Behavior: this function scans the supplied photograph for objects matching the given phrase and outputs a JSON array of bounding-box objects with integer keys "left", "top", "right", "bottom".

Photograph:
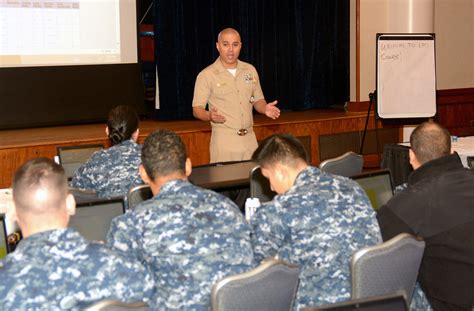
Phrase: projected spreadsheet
[{"left": 0, "top": 0, "right": 121, "bottom": 66}]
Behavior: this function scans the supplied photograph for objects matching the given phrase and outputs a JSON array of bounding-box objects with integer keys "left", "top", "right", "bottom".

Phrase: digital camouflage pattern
[
  {"left": 70, "top": 139, "right": 142, "bottom": 199},
  {"left": 0, "top": 228, "right": 155, "bottom": 310},
  {"left": 107, "top": 179, "right": 254, "bottom": 310},
  {"left": 251, "top": 166, "right": 382, "bottom": 310}
]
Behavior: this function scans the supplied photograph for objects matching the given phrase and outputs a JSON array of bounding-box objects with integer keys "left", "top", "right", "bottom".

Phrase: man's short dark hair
[
  {"left": 410, "top": 121, "right": 451, "bottom": 165},
  {"left": 252, "top": 134, "right": 309, "bottom": 168},
  {"left": 141, "top": 129, "right": 187, "bottom": 180},
  {"left": 12, "top": 158, "right": 67, "bottom": 213}
]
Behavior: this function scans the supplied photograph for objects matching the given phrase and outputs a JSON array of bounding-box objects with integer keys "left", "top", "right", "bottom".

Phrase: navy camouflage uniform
[
  {"left": 70, "top": 139, "right": 142, "bottom": 199},
  {"left": 251, "top": 166, "right": 382, "bottom": 310},
  {"left": 107, "top": 179, "right": 254, "bottom": 310},
  {"left": 0, "top": 228, "right": 155, "bottom": 310}
]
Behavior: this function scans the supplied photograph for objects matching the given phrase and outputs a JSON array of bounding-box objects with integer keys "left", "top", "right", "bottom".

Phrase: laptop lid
[
  {"left": 352, "top": 169, "right": 394, "bottom": 210},
  {"left": 304, "top": 292, "right": 408, "bottom": 311},
  {"left": 57, "top": 144, "right": 104, "bottom": 180},
  {"left": 0, "top": 214, "right": 9, "bottom": 259},
  {"left": 68, "top": 197, "right": 125, "bottom": 242}
]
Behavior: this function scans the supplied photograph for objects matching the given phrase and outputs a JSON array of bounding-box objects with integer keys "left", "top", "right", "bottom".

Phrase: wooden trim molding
[{"left": 346, "top": 101, "right": 371, "bottom": 113}]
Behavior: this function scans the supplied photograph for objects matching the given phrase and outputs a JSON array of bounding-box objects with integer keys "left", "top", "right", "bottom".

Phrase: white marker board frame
[{"left": 376, "top": 34, "right": 436, "bottom": 119}]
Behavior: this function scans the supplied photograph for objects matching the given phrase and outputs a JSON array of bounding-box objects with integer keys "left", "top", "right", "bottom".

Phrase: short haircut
[
  {"left": 217, "top": 28, "right": 241, "bottom": 42},
  {"left": 107, "top": 105, "right": 139, "bottom": 145},
  {"left": 12, "top": 158, "right": 68, "bottom": 214},
  {"left": 252, "top": 134, "right": 309, "bottom": 168},
  {"left": 410, "top": 121, "right": 451, "bottom": 165},
  {"left": 141, "top": 129, "right": 187, "bottom": 180}
]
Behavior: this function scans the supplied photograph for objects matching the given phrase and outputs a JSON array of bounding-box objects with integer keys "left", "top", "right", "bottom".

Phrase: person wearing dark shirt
[{"left": 377, "top": 121, "right": 474, "bottom": 311}]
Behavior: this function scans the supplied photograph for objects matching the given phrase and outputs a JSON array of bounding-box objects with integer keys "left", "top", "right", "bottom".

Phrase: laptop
[
  {"left": 68, "top": 197, "right": 125, "bottom": 242},
  {"left": 57, "top": 144, "right": 104, "bottom": 180},
  {"left": 304, "top": 292, "right": 408, "bottom": 311},
  {"left": 0, "top": 214, "right": 10, "bottom": 259},
  {"left": 351, "top": 169, "right": 394, "bottom": 210}
]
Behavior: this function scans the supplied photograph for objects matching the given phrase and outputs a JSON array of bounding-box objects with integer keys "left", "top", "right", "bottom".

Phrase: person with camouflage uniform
[
  {"left": 70, "top": 105, "right": 142, "bottom": 199},
  {"left": 0, "top": 158, "right": 155, "bottom": 310},
  {"left": 250, "top": 134, "right": 382, "bottom": 310},
  {"left": 106, "top": 129, "right": 254, "bottom": 310}
]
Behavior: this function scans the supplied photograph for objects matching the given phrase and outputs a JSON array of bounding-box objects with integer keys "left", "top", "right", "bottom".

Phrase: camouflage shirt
[
  {"left": 251, "top": 166, "right": 382, "bottom": 310},
  {"left": 107, "top": 179, "right": 254, "bottom": 310},
  {"left": 0, "top": 228, "right": 155, "bottom": 310},
  {"left": 70, "top": 139, "right": 142, "bottom": 198}
]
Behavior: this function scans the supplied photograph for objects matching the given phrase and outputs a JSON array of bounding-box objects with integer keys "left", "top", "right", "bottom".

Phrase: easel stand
[{"left": 359, "top": 91, "right": 381, "bottom": 162}]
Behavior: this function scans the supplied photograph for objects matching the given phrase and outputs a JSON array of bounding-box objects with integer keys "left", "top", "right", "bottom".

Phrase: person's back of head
[
  {"left": 252, "top": 134, "right": 309, "bottom": 194},
  {"left": 107, "top": 105, "right": 139, "bottom": 145},
  {"left": 252, "top": 133, "right": 309, "bottom": 169},
  {"left": 12, "top": 157, "right": 74, "bottom": 237},
  {"left": 410, "top": 121, "right": 451, "bottom": 167},
  {"left": 140, "top": 129, "right": 190, "bottom": 190}
]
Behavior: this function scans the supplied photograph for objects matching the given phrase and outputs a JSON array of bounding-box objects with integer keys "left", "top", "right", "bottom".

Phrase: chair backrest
[
  {"left": 57, "top": 144, "right": 104, "bottom": 180},
  {"left": 351, "top": 233, "right": 425, "bottom": 304},
  {"left": 319, "top": 151, "right": 363, "bottom": 177},
  {"left": 127, "top": 184, "right": 153, "bottom": 210},
  {"left": 85, "top": 300, "right": 149, "bottom": 311},
  {"left": 249, "top": 166, "right": 277, "bottom": 203},
  {"left": 211, "top": 257, "right": 300, "bottom": 311}
]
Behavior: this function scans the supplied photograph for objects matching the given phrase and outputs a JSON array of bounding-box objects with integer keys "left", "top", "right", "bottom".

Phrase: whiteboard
[{"left": 376, "top": 34, "right": 436, "bottom": 119}]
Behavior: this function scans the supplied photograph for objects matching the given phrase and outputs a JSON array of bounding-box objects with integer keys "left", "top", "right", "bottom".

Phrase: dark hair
[
  {"left": 410, "top": 121, "right": 451, "bottom": 165},
  {"left": 141, "top": 129, "right": 187, "bottom": 180},
  {"left": 12, "top": 157, "right": 67, "bottom": 213},
  {"left": 252, "top": 133, "right": 309, "bottom": 168},
  {"left": 107, "top": 105, "right": 139, "bottom": 145}
]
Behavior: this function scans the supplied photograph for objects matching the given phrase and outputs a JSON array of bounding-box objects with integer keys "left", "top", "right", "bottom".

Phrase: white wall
[
  {"left": 351, "top": 0, "right": 474, "bottom": 101},
  {"left": 434, "top": 0, "right": 474, "bottom": 90}
]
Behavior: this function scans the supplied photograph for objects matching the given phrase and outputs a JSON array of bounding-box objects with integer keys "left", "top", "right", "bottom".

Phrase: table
[{"left": 189, "top": 161, "right": 258, "bottom": 190}]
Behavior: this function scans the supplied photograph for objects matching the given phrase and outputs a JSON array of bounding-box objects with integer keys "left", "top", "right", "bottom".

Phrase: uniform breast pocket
[{"left": 213, "top": 84, "right": 233, "bottom": 98}]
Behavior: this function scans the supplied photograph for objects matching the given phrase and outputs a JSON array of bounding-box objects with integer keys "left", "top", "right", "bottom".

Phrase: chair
[
  {"left": 249, "top": 166, "right": 276, "bottom": 203},
  {"left": 319, "top": 151, "right": 363, "bottom": 177},
  {"left": 211, "top": 257, "right": 300, "bottom": 311},
  {"left": 127, "top": 184, "right": 153, "bottom": 210},
  {"left": 351, "top": 233, "right": 425, "bottom": 305},
  {"left": 85, "top": 300, "right": 149, "bottom": 311}
]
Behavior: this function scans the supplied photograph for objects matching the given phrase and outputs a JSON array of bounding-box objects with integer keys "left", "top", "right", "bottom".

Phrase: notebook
[
  {"left": 352, "top": 169, "right": 394, "bottom": 210},
  {"left": 57, "top": 144, "right": 104, "bottom": 180},
  {"left": 304, "top": 292, "right": 408, "bottom": 311},
  {"left": 0, "top": 214, "right": 9, "bottom": 259},
  {"left": 68, "top": 197, "right": 125, "bottom": 242}
]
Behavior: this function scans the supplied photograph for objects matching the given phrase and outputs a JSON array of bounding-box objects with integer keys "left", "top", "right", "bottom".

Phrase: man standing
[
  {"left": 251, "top": 134, "right": 381, "bottom": 309},
  {"left": 107, "top": 129, "right": 254, "bottom": 309},
  {"left": 377, "top": 122, "right": 474, "bottom": 311},
  {"left": 193, "top": 28, "right": 280, "bottom": 163},
  {"left": 0, "top": 158, "right": 154, "bottom": 310}
]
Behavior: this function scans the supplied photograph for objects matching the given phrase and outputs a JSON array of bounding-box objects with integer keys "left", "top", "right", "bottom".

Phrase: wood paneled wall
[
  {"left": 0, "top": 110, "right": 399, "bottom": 188},
  {"left": 437, "top": 88, "right": 474, "bottom": 136}
]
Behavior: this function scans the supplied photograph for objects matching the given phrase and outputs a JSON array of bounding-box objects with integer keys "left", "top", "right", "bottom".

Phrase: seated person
[
  {"left": 377, "top": 121, "right": 474, "bottom": 311},
  {"left": 0, "top": 158, "right": 155, "bottom": 310},
  {"left": 106, "top": 129, "right": 254, "bottom": 309},
  {"left": 251, "top": 134, "right": 382, "bottom": 309},
  {"left": 70, "top": 105, "right": 142, "bottom": 199}
]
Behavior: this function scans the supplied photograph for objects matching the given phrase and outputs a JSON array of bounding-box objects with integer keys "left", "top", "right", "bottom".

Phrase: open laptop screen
[
  {"left": 352, "top": 170, "right": 394, "bottom": 210},
  {"left": 57, "top": 144, "right": 104, "bottom": 180},
  {"left": 69, "top": 197, "right": 125, "bottom": 242},
  {"left": 304, "top": 292, "right": 408, "bottom": 311},
  {"left": 0, "top": 214, "right": 9, "bottom": 259}
]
